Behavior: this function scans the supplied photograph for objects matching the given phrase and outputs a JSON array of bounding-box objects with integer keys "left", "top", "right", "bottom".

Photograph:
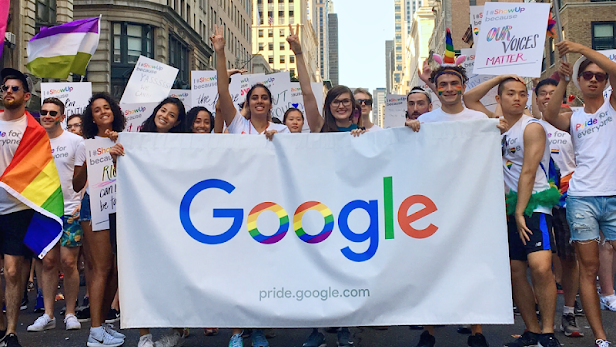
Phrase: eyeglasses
[
  {"left": 40, "top": 110, "right": 58, "bottom": 116},
  {"left": 581, "top": 71, "right": 608, "bottom": 82},
  {"left": 1, "top": 85, "right": 21, "bottom": 93},
  {"left": 331, "top": 98, "right": 352, "bottom": 107},
  {"left": 356, "top": 99, "right": 373, "bottom": 106},
  {"left": 67, "top": 123, "right": 82, "bottom": 129}
]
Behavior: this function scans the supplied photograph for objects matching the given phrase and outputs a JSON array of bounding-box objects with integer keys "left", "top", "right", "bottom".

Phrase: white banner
[
  {"left": 473, "top": 2, "right": 550, "bottom": 77},
  {"left": 41, "top": 82, "right": 92, "bottom": 129},
  {"left": 120, "top": 102, "right": 159, "bottom": 132},
  {"left": 470, "top": 6, "right": 484, "bottom": 44},
  {"left": 116, "top": 120, "right": 513, "bottom": 328},
  {"left": 169, "top": 89, "right": 191, "bottom": 110},
  {"left": 249, "top": 72, "right": 292, "bottom": 121},
  {"left": 461, "top": 48, "right": 498, "bottom": 112},
  {"left": 85, "top": 138, "right": 116, "bottom": 231},
  {"left": 384, "top": 94, "right": 407, "bottom": 128},
  {"left": 289, "top": 82, "right": 324, "bottom": 132},
  {"left": 120, "top": 56, "right": 178, "bottom": 104}
]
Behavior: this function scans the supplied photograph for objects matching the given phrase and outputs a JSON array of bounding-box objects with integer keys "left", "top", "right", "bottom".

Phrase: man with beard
[{"left": 406, "top": 87, "right": 432, "bottom": 120}]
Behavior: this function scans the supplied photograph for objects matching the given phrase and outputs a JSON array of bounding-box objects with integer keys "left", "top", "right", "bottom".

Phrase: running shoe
[
  {"left": 537, "top": 333, "right": 560, "bottom": 347},
  {"left": 504, "top": 331, "right": 539, "bottom": 347},
  {"left": 415, "top": 330, "right": 435, "bottom": 347},
  {"left": 0, "top": 333, "right": 22, "bottom": 347},
  {"left": 337, "top": 328, "right": 353, "bottom": 347},
  {"left": 574, "top": 300, "right": 584, "bottom": 316},
  {"left": 105, "top": 308, "right": 120, "bottom": 323},
  {"left": 600, "top": 294, "right": 616, "bottom": 311},
  {"left": 596, "top": 339, "right": 613, "bottom": 347},
  {"left": 64, "top": 313, "right": 81, "bottom": 330},
  {"left": 20, "top": 296, "right": 28, "bottom": 311},
  {"left": 560, "top": 313, "right": 583, "bottom": 337},
  {"left": 229, "top": 333, "right": 243, "bottom": 347},
  {"left": 154, "top": 330, "right": 183, "bottom": 347},
  {"left": 468, "top": 333, "right": 489, "bottom": 347},
  {"left": 302, "top": 329, "right": 326, "bottom": 347},
  {"left": 87, "top": 328, "right": 124, "bottom": 347},
  {"left": 139, "top": 334, "right": 154, "bottom": 347},
  {"left": 251, "top": 329, "right": 269, "bottom": 347},
  {"left": 26, "top": 314, "right": 56, "bottom": 332},
  {"left": 103, "top": 323, "right": 125, "bottom": 340}
]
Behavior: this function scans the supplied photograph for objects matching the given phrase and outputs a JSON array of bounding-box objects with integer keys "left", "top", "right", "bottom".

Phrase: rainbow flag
[
  {"left": 0, "top": 112, "right": 63, "bottom": 258},
  {"left": 444, "top": 28, "right": 456, "bottom": 64}
]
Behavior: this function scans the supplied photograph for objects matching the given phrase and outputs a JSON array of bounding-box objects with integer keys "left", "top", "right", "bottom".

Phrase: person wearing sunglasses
[
  {"left": 354, "top": 88, "right": 381, "bottom": 132},
  {"left": 27, "top": 97, "right": 85, "bottom": 334},
  {"left": 542, "top": 40, "right": 616, "bottom": 347}
]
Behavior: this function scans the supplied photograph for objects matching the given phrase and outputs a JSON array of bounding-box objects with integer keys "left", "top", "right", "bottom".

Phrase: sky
[{"left": 333, "top": 0, "right": 394, "bottom": 92}]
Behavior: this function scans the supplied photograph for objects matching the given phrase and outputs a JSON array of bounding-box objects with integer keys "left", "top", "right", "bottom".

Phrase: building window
[
  {"left": 269, "top": 55, "right": 274, "bottom": 64},
  {"left": 280, "top": 29, "right": 285, "bottom": 37},
  {"left": 259, "top": 42, "right": 264, "bottom": 51},
  {"left": 110, "top": 22, "right": 154, "bottom": 99},
  {"left": 290, "top": 55, "right": 295, "bottom": 63},
  {"left": 469, "top": 0, "right": 476, "bottom": 5},
  {"left": 290, "top": 68, "right": 295, "bottom": 76},
  {"left": 169, "top": 34, "right": 190, "bottom": 89},
  {"left": 280, "top": 55, "right": 285, "bottom": 63},
  {"left": 279, "top": 42, "right": 285, "bottom": 50},
  {"left": 549, "top": 37, "right": 555, "bottom": 65},
  {"left": 268, "top": 42, "right": 274, "bottom": 50},
  {"left": 268, "top": 29, "right": 273, "bottom": 37},
  {"left": 592, "top": 22, "right": 616, "bottom": 50},
  {"left": 36, "top": 0, "right": 57, "bottom": 26},
  {"left": 259, "top": 29, "right": 263, "bottom": 37}
]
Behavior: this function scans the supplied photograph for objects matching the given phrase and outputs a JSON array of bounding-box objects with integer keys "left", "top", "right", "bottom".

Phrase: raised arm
[
  {"left": 543, "top": 60, "right": 572, "bottom": 132},
  {"left": 464, "top": 74, "right": 523, "bottom": 118},
  {"left": 287, "top": 24, "right": 322, "bottom": 132},
  {"left": 418, "top": 59, "right": 436, "bottom": 94},
  {"left": 210, "top": 25, "right": 236, "bottom": 127},
  {"left": 530, "top": 79, "right": 541, "bottom": 119}
]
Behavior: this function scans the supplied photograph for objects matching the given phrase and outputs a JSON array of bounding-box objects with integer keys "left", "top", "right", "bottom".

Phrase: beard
[{"left": 3, "top": 97, "right": 24, "bottom": 110}]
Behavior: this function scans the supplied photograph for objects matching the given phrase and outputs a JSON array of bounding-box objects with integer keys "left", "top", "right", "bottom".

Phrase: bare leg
[
  {"left": 575, "top": 241, "right": 607, "bottom": 340},
  {"left": 4, "top": 255, "right": 26, "bottom": 334},
  {"left": 598, "top": 242, "right": 615, "bottom": 296},
  {"left": 60, "top": 246, "right": 81, "bottom": 316},
  {"left": 510, "top": 260, "right": 541, "bottom": 334},
  {"left": 40, "top": 245, "right": 60, "bottom": 319},
  {"left": 560, "top": 257, "right": 580, "bottom": 308},
  {"left": 527, "top": 251, "right": 557, "bottom": 334},
  {"left": 552, "top": 253, "right": 563, "bottom": 285},
  {"left": 82, "top": 222, "right": 113, "bottom": 328}
]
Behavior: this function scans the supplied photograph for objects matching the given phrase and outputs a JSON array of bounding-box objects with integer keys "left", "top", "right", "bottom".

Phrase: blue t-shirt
[{"left": 337, "top": 124, "right": 358, "bottom": 132}]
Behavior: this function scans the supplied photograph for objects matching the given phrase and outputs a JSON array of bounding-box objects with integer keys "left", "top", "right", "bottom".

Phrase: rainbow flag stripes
[
  {"left": 551, "top": 148, "right": 560, "bottom": 154},
  {"left": 293, "top": 201, "right": 334, "bottom": 244},
  {"left": 248, "top": 202, "right": 289, "bottom": 244},
  {"left": 444, "top": 28, "right": 456, "bottom": 64},
  {"left": 0, "top": 112, "right": 63, "bottom": 258}
]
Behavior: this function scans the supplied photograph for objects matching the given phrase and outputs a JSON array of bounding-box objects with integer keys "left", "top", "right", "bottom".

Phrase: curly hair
[
  {"left": 186, "top": 106, "right": 214, "bottom": 133},
  {"left": 140, "top": 97, "right": 187, "bottom": 133},
  {"left": 430, "top": 65, "right": 468, "bottom": 84},
  {"left": 82, "top": 92, "right": 126, "bottom": 139}
]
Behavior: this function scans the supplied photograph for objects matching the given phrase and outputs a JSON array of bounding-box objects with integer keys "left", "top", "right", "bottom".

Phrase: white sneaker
[
  {"left": 27, "top": 314, "right": 56, "bottom": 332},
  {"left": 139, "top": 334, "right": 155, "bottom": 347},
  {"left": 600, "top": 294, "right": 616, "bottom": 311},
  {"left": 103, "top": 323, "right": 126, "bottom": 339},
  {"left": 64, "top": 313, "right": 81, "bottom": 330},
  {"left": 87, "top": 328, "right": 124, "bottom": 347},
  {"left": 596, "top": 339, "right": 613, "bottom": 347},
  {"left": 154, "top": 330, "right": 184, "bottom": 347}
]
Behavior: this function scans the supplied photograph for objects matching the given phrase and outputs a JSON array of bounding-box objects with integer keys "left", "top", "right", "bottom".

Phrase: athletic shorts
[
  {"left": 79, "top": 192, "right": 91, "bottom": 222},
  {"left": 0, "top": 209, "right": 35, "bottom": 257},
  {"left": 552, "top": 207, "right": 575, "bottom": 260},
  {"left": 566, "top": 195, "right": 616, "bottom": 242},
  {"left": 507, "top": 213, "right": 555, "bottom": 261},
  {"left": 61, "top": 215, "right": 83, "bottom": 247}
]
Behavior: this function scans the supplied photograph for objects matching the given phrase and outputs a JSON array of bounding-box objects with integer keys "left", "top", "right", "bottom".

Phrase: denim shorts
[
  {"left": 79, "top": 192, "right": 91, "bottom": 222},
  {"left": 566, "top": 195, "right": 616, "bottom": 242}
]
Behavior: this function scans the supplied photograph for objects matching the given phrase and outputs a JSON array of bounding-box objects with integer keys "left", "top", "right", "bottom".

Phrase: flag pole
[{"left": 552, "top": 0, "right": 570, "bottom": 81}]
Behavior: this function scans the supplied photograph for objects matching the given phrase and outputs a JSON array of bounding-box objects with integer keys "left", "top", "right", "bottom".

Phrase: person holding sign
[
  {"left": 27, "top": 98, "right": 85, "bottom": 333},
  {"left": 73, "top": 92, "right": 126, "bottom": 347},
  {"left": 542, "top": 40, "right": 616, "bottom": 347},
  {"left": 465, "top": 74, "right": 562, "bottom": 347}
]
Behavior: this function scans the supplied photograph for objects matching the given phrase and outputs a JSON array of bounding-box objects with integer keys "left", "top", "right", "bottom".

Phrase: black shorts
[
  {"left": 0, "top": 209, "right": 35, "bottom": 258},
  {"left": 552, "top": 206, "right": 576, "bottom": 261},
  {"left": 507, "top": 212, "right": 555, "bottom": 261}
]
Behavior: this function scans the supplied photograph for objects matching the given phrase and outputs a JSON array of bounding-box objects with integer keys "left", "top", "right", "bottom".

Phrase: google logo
[{"left": 179, "top": 177, "right": 438, "bottom": 262}]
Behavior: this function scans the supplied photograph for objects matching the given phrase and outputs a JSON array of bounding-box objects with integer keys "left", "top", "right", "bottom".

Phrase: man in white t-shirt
[
  {"left": 353, "top": 88, "right": 382, "bottom": 132},
  {"left": 27, "top": 98, "right": 86, "bottom": 333},
  {"left": 543, "top": 40, "right": 616, "bottom": 347},
  {"left": 0, "top": 68, "right": 36, "bottom": 347},
  {"left": 466, "top": 74, "right": 562, "bottom": 347}
]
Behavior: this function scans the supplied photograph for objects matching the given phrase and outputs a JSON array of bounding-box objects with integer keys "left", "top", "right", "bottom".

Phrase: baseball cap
[{"left": 1, "top": 68, "right": 33, "bottom": 93}]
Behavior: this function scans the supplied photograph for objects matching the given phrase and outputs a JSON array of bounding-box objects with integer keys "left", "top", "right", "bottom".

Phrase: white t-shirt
[
  {"left": 502, "top": 115, "right": 552, "bottom": 214},
  {"left": 417, "top": 107, "right": 487, "bottom": 123},
  {"left": 568, "top": 98, "right": 616, "bottom": 196},
  {"left": 366, "top": 124, "right": 383, "bottom": 132},
  {"left": 0, "top": 114, "right": 29, "bottom": 214},
  {"left": 50, "top": 131, "right": 86, "bottom": 215},
  {"left": 539, "top": 119, "right": 576, "bottom": 178},
  {"left": 227, "top": 111, "right": 290, "bottom": 134}
]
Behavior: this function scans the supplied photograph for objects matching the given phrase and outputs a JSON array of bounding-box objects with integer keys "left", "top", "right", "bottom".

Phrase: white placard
[
  {"left": 289, "top": 82, "right": 324, "bottom": 132},
  {"left": 85, "top": 138, "right": 116, "bottom": 231},
  {"left": 473, "top": 2, "right": 550, "bottom": 77},
  {"left": 384, "top": 94, "right": 407, "bottom": 128},
  {"left": 191, "top": 71, "right": 219, "bottom": 112},
  {"left": 41, "top": 82, "right": 92, "bottom": 129},
  {"left": 120, "top": 102, "right": 159, "bottom": 133},
  {"left": 599, "top": 50, "right": 616, "bottom": 99},
  {"left": 116, "top": 120, "right": 513, "bottom": 328},
  {"left": 461, "top": 48, "right": 498, "bottom": 112},
  {"left": 249, "top": 72, "right": 292, "bottom": 121},
  {"left": 169, "top": 90, "right": 192, "bottom": 110},
  {"left": 470, "top": 6, "right": 484, "bottom": 44},
  {"left": 120, "top": 56, "right": 178, "bottom": 104}
]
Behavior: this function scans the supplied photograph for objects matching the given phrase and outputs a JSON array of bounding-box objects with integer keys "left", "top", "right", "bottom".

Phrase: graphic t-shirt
[
  {"left": 539, "top": 119, "right": 576, "bottom": 207},
  {"left": 417, "top": 107, "right": 487, "bottom": 123},
  {"left": 568, "top": 98, "right": 616, "bottom": 196},
  {"left": 0, "top": 114, "right": 29, "bottom": 214},
  {"left": 502, "top": 115, "right": 552, "bottom": 214},
  {"left": 50, "top": 131, "right": 86, "bottom": 215},
  {"left": 227, "top": 111, "right": 290, "bottom": 134}
]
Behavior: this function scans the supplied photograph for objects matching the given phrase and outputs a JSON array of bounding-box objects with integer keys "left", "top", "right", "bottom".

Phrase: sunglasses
[
  {"left": 356, "top": 99, "right": 373, "bottom": 106},
  {"left": 580, "top": 71, "right": 608, "bottom": 82},
  {"left": 1, "top": 85, "right": 21, "bottom": 93},
  {"left": 40, "top": 110, "right": 59, "bottom": 116}
]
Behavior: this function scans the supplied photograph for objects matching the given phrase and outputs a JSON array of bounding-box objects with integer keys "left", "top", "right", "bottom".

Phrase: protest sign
[
  {"left": 289, "top": 82, "right": 324, "bottom": 132},
  {"left": 384, "top": 94, "right": 407, "bottom": 128},
  {"left": 41, "top": 82, "right": 92, "bottom": 129},
  {"left": 461, "top": 48, "right": 498, "bottom": 112},
  {"left": 249, "top": 72, "right": 292, "bottom": 121},
  {"left": 85, "top": 138, "right": 116, "bottom": 231},
  {"left": 120, "top": 56, "right": 178, "bottom": 104},
  {"left": 116, "top": 120, "right": 512, "bottom": 328},
  {"left": 120, "top": 102, "right": 159, "bottom": 132},
  {"left": 599, "top": 49, "right": 616, "bottom": 99},
  {"left": 473, "top": 2, "right": 550, "bottom": 77},
  {"left": 191, "top": 71, "right": 242, "bottom": 117},
  {"left": 470, "top": 6, "right": 484, "bottom": 44},
  {"left": 169, "top": 90, "right": 191, "bottom": 110}
]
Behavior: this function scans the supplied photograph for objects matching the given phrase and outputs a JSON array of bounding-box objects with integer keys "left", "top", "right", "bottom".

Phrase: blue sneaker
[
  {"left": 229, "top": 332, "right": 243, "bottom": 347},
  {"left": 303, "top": 329, "right": 326, "bottom": 347},
  {"left": 251, "top": 329, "right": 269, "bottom": 347},
  {"left": 33, "top": 288, "right": 44, "bottom": 313},
  {"left": 337, "top": 328, "right": 353, "bottom": 347}
]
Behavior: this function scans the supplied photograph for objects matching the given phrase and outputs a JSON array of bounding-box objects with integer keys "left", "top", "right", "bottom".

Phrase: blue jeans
[
  {"left": 79, "top": 192, "right": 91, "bottom": 222},
  {"left": 566, "top": 195, "right": 616, "bottom": 242}
]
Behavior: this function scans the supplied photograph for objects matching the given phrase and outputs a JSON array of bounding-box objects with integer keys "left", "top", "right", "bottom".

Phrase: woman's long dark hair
[
  {"left": 322, "top": 85, "right": 360, "bottom": 132},
  {"left": 245, "top": 83, "right": 272, "bottom": 120},
  {"left": 82, "top": 92, "right": 126, "bottom": 139},
  {"left": 186, "top": 106, "right": 214, "bottom": 133},
  {"left": 140, "top": 97, "right": 187, "bottom": 133}
]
